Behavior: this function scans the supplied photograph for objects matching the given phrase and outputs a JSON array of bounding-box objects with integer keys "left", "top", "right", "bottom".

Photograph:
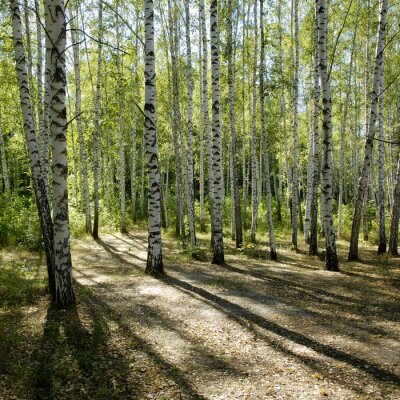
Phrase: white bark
[
  {"left": 144, "top": 0, "right": 163, "bottom": 274},
  {"left": 116, "top": 5, "right": 127, "bottom": 234},
  {"left": 185, "top": 0, "right": 197, "bottom": 247},
  {"left": 291, "top": 0, "right": 299, "bottom": 249},
  {"left": 349, "top": 0, "right": 388, "bottom": 260},
  {"left": 210, "top": 0, "right": 224, "bottom": 264},
  {"left": 93, "top": 0, "right": 103, "bottom": 238},
  {"left": 317, "top": 0, "right": 339, "bottom": 270},
  {"left": 46, "top": 0, "right": 75, "bottom": 305},
  {"left": 71, "top": 10, "right": 92, "bottom": 234}
]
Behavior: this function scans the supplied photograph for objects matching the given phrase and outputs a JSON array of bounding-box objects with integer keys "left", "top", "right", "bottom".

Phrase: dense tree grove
[{"left": 1, "top": 0, "right": 400, "bottom": 307}]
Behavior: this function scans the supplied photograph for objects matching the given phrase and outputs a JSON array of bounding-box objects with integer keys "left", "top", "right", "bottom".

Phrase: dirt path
[{"left": 68, "top": 230, "right": 400, "bottom": 399}]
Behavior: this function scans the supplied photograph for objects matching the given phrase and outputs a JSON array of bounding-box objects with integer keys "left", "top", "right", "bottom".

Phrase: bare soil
[{"left": 1, "top": 230, "right": 400, "bottom": 399}]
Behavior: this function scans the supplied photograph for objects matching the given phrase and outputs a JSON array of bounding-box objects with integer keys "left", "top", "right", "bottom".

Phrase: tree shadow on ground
[
  {"left": 158, "top": 273, "right": 400, "bottom": 388},
  {"left": 34, "top": 298, "right": 137, "bottom": 400}
]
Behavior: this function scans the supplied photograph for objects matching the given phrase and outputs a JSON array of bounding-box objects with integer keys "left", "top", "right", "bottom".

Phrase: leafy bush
[{"left": 0, "top": 193, "right": 42, "bottom": 250}]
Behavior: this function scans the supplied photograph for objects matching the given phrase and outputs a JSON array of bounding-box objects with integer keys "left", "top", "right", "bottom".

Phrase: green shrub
[{"left": 0, "top": 193, "right": 42, "bottom": 250}]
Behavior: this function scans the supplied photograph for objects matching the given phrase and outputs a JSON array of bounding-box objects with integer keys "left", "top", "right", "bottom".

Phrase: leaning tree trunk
[
  {"left": 317, "top": 0, "right": 339, "bottom": 271},
  {"left": 260, "top": 0, "right": 277, "bottom": 260},
  {"left": 377, "top": 54, "right": 386, "bottom": 254},
  {"left": 0, "top": 116, "right": 10, "bottom": 192},
  {"left": 92, "top": 0, "right": 103, "bottom": 239},
  {"left": 71, "top": 11, "right": 92, "bottom": 234},
  {"left": 144, "top": 0, "right": 164, "bottom": 274},
  {"left": 250, "top": 0, "right": 259, "bottom": 243},
  {"left": 227, "top": 0, "right": 243, "bottom": 249},
  {"left": 184, "top": 0, "right": 197, "bottom": 247},
  {"left": 309, "top": 8, "right": 320, "bottom": 256},
  {"left": 11, "top": 0, "right": 56, "bottom": 299},
  {"left": 210, "top": 0, "right": 224, "bottom": 264},
  {"left": 348, "top": 0, "right": 388, "bottom": 261},
  {"left": 291, "top": 0, "right": 299, "bottom": 250},
  {"left": 389, "top": 154, "right": 400, "bottom": 256},
  {"left": 47, "top": 0, "right": 75, "bottom": 307}
]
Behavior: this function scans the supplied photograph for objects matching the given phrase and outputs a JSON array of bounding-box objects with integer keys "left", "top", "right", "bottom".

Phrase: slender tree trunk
[
  {"left": 200, "top": 0, "right": 214, "bottom": 240},
  {"left": 11, "top": 0, "right": 56, "bottom": 299},
  {"left": 184, "top": 0, "right": 197, "bottom": 247},
  {"left": 304, "top": 126, "right": 313, "bottom": 243},
  {"left": 348, "top": 0, "right": 388, "bottom": 261},
  {"left": 71, "top": 10, "right": 92, "bottom": 234},
  {"left": 92, "top": 0, "right": 103, "bottom": 239},
  {"left": 46, "top": 0, "right": 75, "bottom": 306},
  {"left": 377, "top": 55, "right": 386, "bottom": 254},
  {"left": 338, "top": 4, "right": 359, "bottom": 239},
  {"left": 210, "top": 0, "right": 224, "bottom": 264},
  {"left": 260, "top": 0, "right": 277, "bottom": 259},
  {"left": 389, "top": 154, "right": 400, "bottom": 256},
  {"left": 227, "top": 0, "right": 243, "bottom": 249},
  {"left": 309, "top": 9, "right": 320, "bottom": 256},
  {"left": 291, "top": 0, "right": 299, "bottom": 249},
  {"left": 144, "top": 0, "right": 163, "bottom": 274},
  {"left": 116, "top": 5, "right": 127, "bottom": 234},
  {"left": 317, "top": 0, "right": 339, "bottom": 271},
  {"left": 199, "top": 15, "right": 205, "bottom": 232},
  {"left": 250, "top": 0, "right": 259, "bottom": 243},
  {"left": 167, "top": 0, "right": 185, "bottom": 242},
  {"left": 0, "top": 117, "right": 10, "bottom": 192}
]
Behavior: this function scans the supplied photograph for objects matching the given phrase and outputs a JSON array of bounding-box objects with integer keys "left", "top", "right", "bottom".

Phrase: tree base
[
  {"left": 145, "top": 254, "right": 164, "bottom": 275},
  {"left": 326, "top": 248, "right": 339, "bottom": 271},
  {"left": 377, "top": 242, "right": 387, "bottom": 254},
  {"left": 212, "top": 249, "right": 225, "bottom": 265},
  {"left": 348, "top": 252, "right": 359, "bottom": 262},
  {"left": 270, "top": 249, "right": 277, "bottom": 261}
]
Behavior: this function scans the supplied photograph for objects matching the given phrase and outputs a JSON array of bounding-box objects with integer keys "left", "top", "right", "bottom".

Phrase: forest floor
[{"left": 1, "top": 230, "right": 400, "bottom": 399}]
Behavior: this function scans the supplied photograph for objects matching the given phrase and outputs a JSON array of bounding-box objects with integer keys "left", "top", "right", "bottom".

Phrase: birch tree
[
  {"left": 210, "top": 0, "right": 224, "bottom": 264},
  {"left": 47, "top": 0, "right": 75, "bottom": 306},
  {"left": 260, "top": 0, "right": 277, "bottom": 260},
  {"left": 227, "top": 0, "right": 243, "bottom": 249},
  {"left": 0, "top": 116, "right": 10, "bottom": 192},
  {"left": 71, "top": 9, "right": 92, "bottom": 234},
  {"left": 144, "top": 0, "right": 164, "bottom": 274},
  {"left": 291, "top": 0, "right": 299, "bottom": 250},
  {"left": 316, "top": 0, "right": 339, "bottom": 271},
  {"left": 250, "top": 0, "right": 259, "bottom": 243},
  {"left": 93, "top": 0, "right": 103, "bottom": 239},
  {"left": 348, "top": 0, "right": 388, "bottom": 261}
]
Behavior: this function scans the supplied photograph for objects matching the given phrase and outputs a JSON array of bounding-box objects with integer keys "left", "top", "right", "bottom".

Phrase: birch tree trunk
[
  {"left": 199, "top": 15, "right": 205, "bottom": 232},
  {"left": 184, "top": 0, "right": 197, "bottom": 247},
  {"left": 11, "top": 0, "right": 56, "bottom": 299},
  {"left": 250, "top": 0, "right": 259, "bottom": 243},
  {"left": 210, "top": 0, "right": 224, "bottom": 264},
  {"left": 71, "top": 10, "right": 92, "bottom": 234},
  {"left": 317, "top": 0, "right": 339, "bottom": 271},
  {"left": 47, "top": 0, "right": 75, "bottom": 306},
  {"left": 377, "top": 55, "right": 386, "bottom": 254},
  {"left": 260, "top": 0, "right": 277, "bottom": 260},
  {"left": 200, "top": 0, "right": 215, "bottom": 239},
  {"left": 144, "top": 0, "right": 163, "bottom": 274},
  {"left": 227, "top": 0, "right": 243, "bottom": 249},
  {"left": 389, "top": 155, "right": 400, "bottom": 256},
  {"left": 291, "top": 0, "right": 299, "bottom": 249},
  {"left": 0, "top": 116, "right": 10, "bottom": 192},
  {"left": 309, "top": 9, "right": 320, "bottom": 256},
  {"left": 348, "top": 0, "right": 388, "bottom": 261},
  {"left": 116, "top": 5, "right": 127, "bottom": 234},
  {"left": 338, "top": 8, "right": 359, "bottom": 239},
  {"left": 92, "top": 0, "right": 103, "bottom": 239}
]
